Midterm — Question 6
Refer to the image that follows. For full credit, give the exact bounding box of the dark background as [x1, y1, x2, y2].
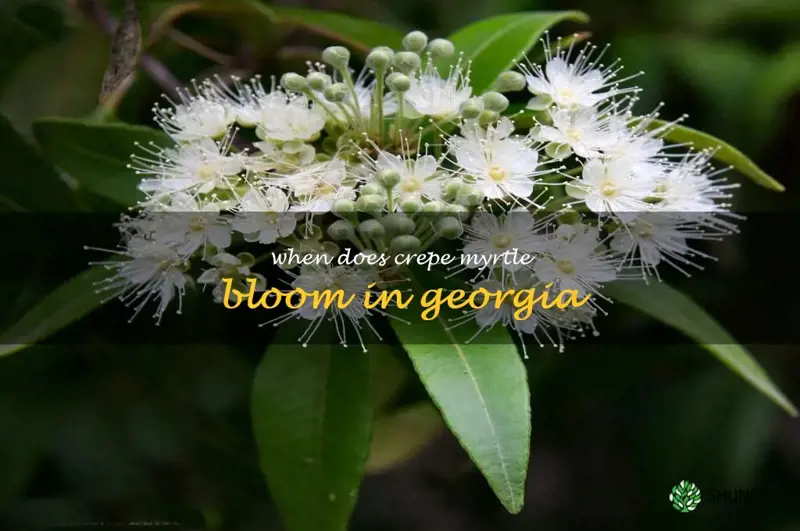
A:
[1, 0, 799, 529]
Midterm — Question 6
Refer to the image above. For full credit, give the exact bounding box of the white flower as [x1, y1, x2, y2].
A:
[534, 224, 617, 295]
[134, 136, 244, 206]
[519, 42, 638, 110]
[251, 139, 317, 173]
[448, 118, 545, 201]
[270, 265, 382, 351]
[289, 159, 357, 212]
[153, 83, 235, 141]
[148, 192, 232, 257]
[652, 150, 738, 213]
[373, 151, 443, 207]
[198, 252, 265, 304]
[534, 105, 625, 158]
[256, 92, 326, 143]
[566, 158, 655, 220]
[94, 236, 192, 323]
[472, 272, 540, 336]
[231, 187, 297, 244]
[387, 62, 472, 120]
[461, 210, 549, 273]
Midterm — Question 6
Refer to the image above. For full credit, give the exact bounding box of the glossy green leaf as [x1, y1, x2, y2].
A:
[647, 119, 785, 192]
[445, 11, 589, 94]
[271, 5, 404, 53]
[365, 402, 443, 474]
[390, 269, 530, 513]
[252, 334, 372, 531]
[0, 265, 111, 358]
[0, 113, 77, 211]
[604, 280, 797, 416]
[33, 118, 171, 207]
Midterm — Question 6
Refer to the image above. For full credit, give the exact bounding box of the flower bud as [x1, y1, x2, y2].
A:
[400, 197, 422, 214]
[237, 252, 256, 268]
[478, 109, 499, 127]
[356, 194, 385, 213]
[360, 183, 386, 196]
[459, 97, 484, 119]
[386, 72, 411, 93]
[429, 38, 455, 58]
[359, 219, 386, 238]
[322, 46, 350, 68]
[281, 72, 308, 92]
[442, 179, 462, 201]
[493, 71, 526, 92]
[373, 46, 395, 61]
[380, 213, 416, 235]
[376, 168, 402, 189]
[457, 184, 484, 206]
[421, 200, 447, 215]
[332, 198, 356, 217]
[435, 217, 463, 239]
[390, 234, 421, 253]
[545, 142, 572, 160]
[327, 219, 355, 240]
[366, 49, 391, 71]
[527, 94, 553, 111]
[306, 72, 331, 92]
[402, 31, 428, 52]
[324, 83, 348, 102]
[393, 51, 421, 74]
[481, 91, 509, 112]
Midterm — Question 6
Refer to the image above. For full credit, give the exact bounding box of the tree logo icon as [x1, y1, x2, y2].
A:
[670, 481, 702, 512]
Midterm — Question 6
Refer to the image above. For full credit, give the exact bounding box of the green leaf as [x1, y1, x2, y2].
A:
[444, 11, 589, 94]
[365, 401, 443, 474]
[33, 117, 171, 207]
[646, 119, 785, 192]
[252, 333, 372, 531]
[0, 113, 77, 211]
[749, 42, 800, 154]
[604, 280, 797, 416]
[390, 269, 530, 513]
[0, 266, 111, 358]
[271, 5, 404, 54]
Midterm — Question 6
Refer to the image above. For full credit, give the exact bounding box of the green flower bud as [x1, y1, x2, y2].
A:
[359, 219, 386, 238]
[376, 168, 402, 189]
[327, 219, 355, 240]
[356, 194, 385, 213]
[481, 91, 509, 112]
[380, 213, 416, 235]
[237, 252, 256, 268]
[360, 183, 386, 196]
[281, 72, 308, 92]
[421, 200, 447, 215]
[402, 31, 428, 53]
[390, 234, 421, 253]
[400, 197, 422, 214]
[478, 109, 499, 127]
[386, 72, 411, 93]
[457, 184, 484, 207]
[324, 83, 348, 103]
[366, 49, 391, 71]
[545, 142, 572, 160]
[459, 97, 484, 119]
[429, 38, 455, 58]
[443, 178, 463, 201]
[435, 217, 463, 239]
[373, 46, 395, 61]
[306, 72, 331, 92]
[332, 198, 356, 217]
[322, 46, 350, 68]
[493, 71, 526, 93]
[392, 51, 421, 74]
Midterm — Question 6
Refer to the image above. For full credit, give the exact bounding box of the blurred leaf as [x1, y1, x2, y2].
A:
[0, 113, 77, 211]
[612, 34, 666, 113]
[390, 268, 530, 514]
[252, 338, 371, 531]
[0, 4, 60, 93]
[647, 119, 785, 192]
[365, 401, 443, 474]
[33, 118, 170, 206]
[0, 26, 109, 139]
[271, 5, 404, 53]
[443, 11, 589, 94]
[750, 42, 800, 154]
[0, 266, 111, 357]
[604, 280, 797, 416]
[369, 345, 408, 413]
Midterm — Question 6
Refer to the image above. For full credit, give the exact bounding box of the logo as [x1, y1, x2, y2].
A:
[670, 481, 702, 512]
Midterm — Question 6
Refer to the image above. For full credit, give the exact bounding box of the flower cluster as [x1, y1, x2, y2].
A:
[91, 31, 739, 353]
